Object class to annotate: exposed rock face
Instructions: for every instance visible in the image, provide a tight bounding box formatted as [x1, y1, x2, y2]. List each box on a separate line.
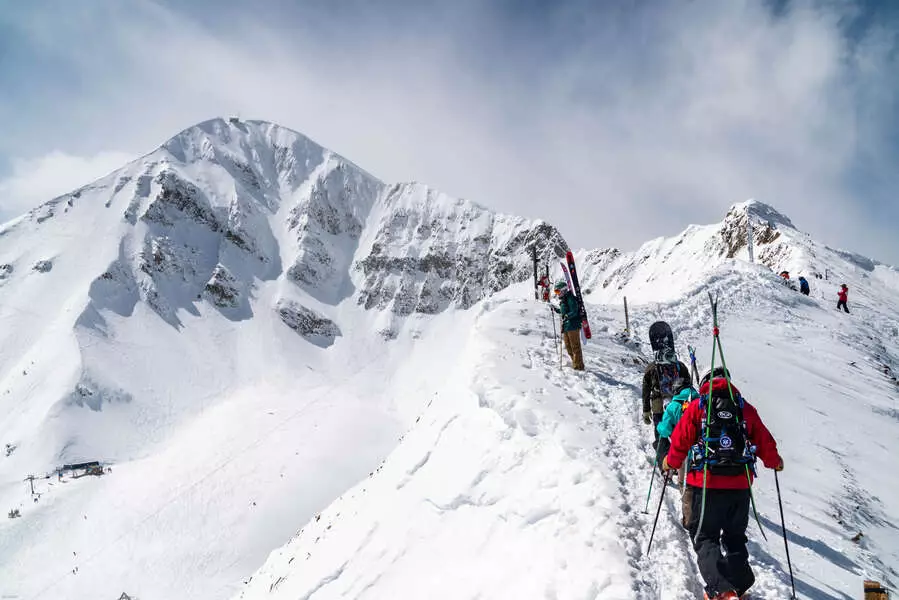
[14, 118, 568, 336]
[33, 260, 53, 273]
[712, 201, 790, 268]
[276, 299, 341, 346]
[203, 265, 241, 309]
[355, 184, 567, 315]
[284, 159, 380, 305]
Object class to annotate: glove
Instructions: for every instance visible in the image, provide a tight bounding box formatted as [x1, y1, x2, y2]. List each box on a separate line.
[775, 458, 784, 472]
[642, 411, 651, 425]
[661, 456, 674, 473]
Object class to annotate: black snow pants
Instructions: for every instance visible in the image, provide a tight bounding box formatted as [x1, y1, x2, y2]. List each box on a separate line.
[837, 300, 849, 313]
[686, 486, 754, 597]
[651, 413, 670, 472]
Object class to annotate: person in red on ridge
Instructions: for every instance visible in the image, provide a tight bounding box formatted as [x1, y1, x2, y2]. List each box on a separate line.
[662, 368, 784, 600]
[837, 284, 849, 313]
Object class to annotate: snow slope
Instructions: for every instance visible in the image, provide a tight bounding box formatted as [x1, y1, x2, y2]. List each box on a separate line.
[0, 118, 565, 599]
[239, 210, 898, 599]
[1, 115, 896, 599]
[575, 200, 894, 308]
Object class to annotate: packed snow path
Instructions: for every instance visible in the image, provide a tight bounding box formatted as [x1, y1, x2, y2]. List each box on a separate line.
[238, 290, 803, 600]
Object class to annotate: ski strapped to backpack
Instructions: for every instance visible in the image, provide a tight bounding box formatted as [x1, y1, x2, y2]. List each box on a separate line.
[565, 251, 592, 340]
[687, 344, 701, 389]
[693, 292, 768, 544]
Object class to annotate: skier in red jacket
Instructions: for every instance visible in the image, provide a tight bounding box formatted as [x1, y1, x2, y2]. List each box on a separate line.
[663, 368, 783, 600]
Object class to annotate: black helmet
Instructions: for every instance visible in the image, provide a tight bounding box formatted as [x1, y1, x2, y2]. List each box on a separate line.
[700, 367, 730, 388]
[673, 378, 691, 394]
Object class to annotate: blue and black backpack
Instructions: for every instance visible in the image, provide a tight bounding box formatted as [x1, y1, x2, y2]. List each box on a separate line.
[689, 374, 757, 476]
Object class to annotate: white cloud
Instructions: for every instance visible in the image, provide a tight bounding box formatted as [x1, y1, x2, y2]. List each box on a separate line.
[1, 0, 897, 262]
[0, 151, 134, 221]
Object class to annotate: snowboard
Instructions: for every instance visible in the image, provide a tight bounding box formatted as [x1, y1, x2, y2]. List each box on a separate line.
[649, 321, 674, 353]
[565, 251, 592, 339]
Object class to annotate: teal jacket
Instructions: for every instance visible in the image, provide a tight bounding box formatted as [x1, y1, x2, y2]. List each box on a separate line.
[656, 387, 700, 439]
[553, 291, 582, 332]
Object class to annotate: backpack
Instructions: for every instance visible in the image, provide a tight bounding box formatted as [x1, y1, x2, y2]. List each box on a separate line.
[653, 361, 683, 411]
[689, 388, 757, 476]
[657, 363, 680, 398]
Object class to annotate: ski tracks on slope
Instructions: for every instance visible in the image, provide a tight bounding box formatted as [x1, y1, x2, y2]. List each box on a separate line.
[532, 309, 701, 600]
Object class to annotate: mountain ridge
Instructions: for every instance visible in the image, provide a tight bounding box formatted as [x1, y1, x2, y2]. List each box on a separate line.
[0, 117, 896, 599]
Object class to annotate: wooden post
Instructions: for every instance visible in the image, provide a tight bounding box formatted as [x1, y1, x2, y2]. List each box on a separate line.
[25, 475, 34, 495]
[865, 581, 889, 600]
[624, 296, 630, 336]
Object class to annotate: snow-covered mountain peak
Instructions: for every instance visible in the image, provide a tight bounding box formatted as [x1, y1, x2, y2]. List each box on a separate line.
[727, 198, 796, 230]
[577, 198, 895, 307]
[0, 117, 570, 598]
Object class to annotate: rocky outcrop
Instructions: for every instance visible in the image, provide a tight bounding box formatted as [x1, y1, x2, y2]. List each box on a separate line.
[355, 184, 568, 315]
[712, 201, 789, 267]
[203, 265, 241, 309]
[276, 299, 341, 346]
[32, 260, 53, 273]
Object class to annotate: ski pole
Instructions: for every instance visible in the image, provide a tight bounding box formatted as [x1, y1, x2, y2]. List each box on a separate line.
[694, 293, 720, 544]
[775, 471, 797, 599]
[646, 469, 672, 556]
[549, 305, 560, 366]
[558, 316, 564, 368]
[643, 453, 658, 513]
[712, 311, 768, 542]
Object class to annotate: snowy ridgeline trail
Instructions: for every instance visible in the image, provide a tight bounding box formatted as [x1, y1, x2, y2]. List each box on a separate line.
[627, 265, 899, 600]
[239, 267, 897, 600]
[237, 287, 795, 600]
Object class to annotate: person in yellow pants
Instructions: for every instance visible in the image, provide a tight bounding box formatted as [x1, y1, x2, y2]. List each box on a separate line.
[552, 281, 585, 370]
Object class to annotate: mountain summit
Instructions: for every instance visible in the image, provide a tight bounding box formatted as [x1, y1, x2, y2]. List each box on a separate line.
[0, 117, 565, 599]
[4, 118, 566, 331]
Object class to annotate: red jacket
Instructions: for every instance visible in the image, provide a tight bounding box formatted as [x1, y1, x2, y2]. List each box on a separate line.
[838, 289, 848, 302]
[666, 379, 781, 489]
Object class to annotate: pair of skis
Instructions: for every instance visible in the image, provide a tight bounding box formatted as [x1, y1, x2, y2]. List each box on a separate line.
[559, 250, 592, 339]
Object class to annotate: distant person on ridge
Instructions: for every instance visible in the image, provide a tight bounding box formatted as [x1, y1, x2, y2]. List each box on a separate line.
[642, 346, 690, 466]
[552, 281, 585, 370]
[798, 276, 810, 296]
[663, 368, 784, 600]
[837, 284, 849, 313]
[538, 273, 550, 302]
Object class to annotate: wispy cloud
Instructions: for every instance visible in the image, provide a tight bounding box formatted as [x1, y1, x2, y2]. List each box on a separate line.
[0, 0, 896, 262]
[0, 151, 134, 218]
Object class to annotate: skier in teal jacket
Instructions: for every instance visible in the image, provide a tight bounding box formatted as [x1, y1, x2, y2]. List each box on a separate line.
[656, 386, 700, 438]
[657, 384, 700, 529]
[552, 281, 584, 370]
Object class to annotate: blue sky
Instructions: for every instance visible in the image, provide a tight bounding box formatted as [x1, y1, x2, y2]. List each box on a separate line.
[0, 0, 897, 264]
